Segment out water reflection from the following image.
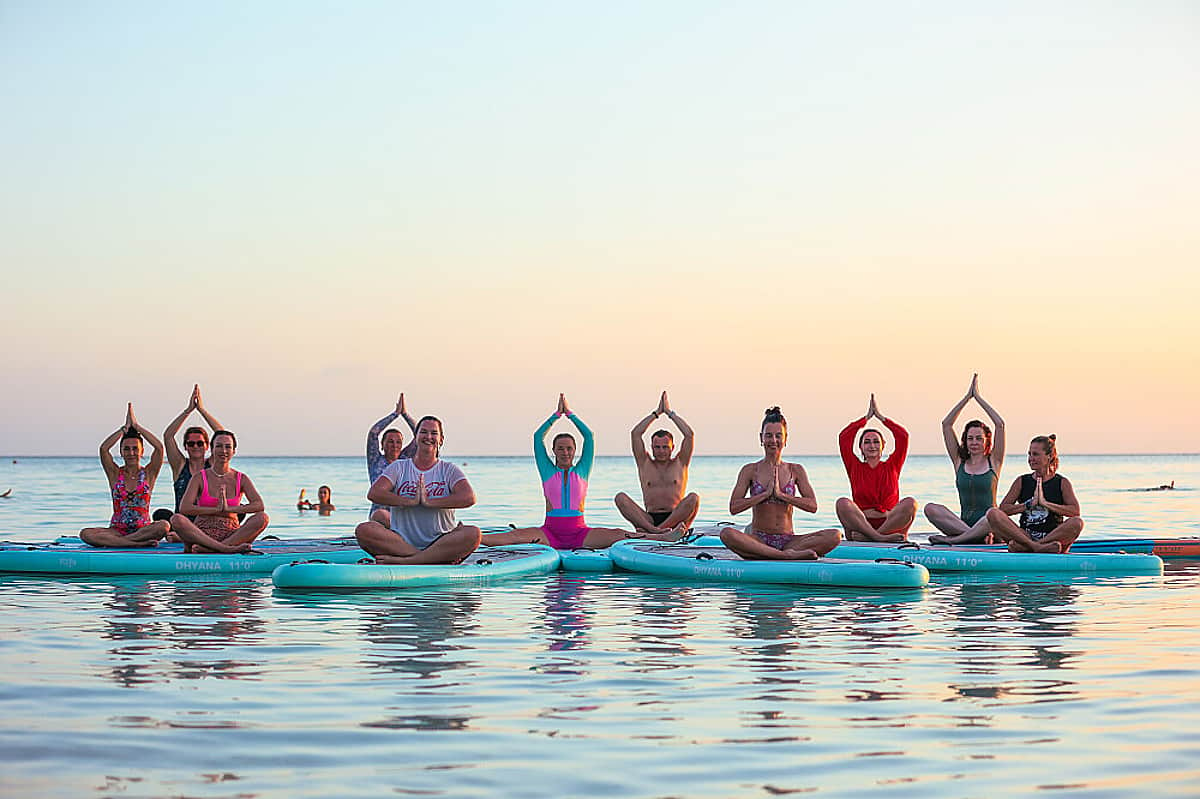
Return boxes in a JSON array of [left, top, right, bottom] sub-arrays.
[[942, 579, 1082, 705], [97, 577, 269, 687], [355, 591, 481, 731]]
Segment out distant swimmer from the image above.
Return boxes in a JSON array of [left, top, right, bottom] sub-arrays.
[[297, 485, 336, 515], [79, 404, 172, 548], [718, 406, 840, 561], [614, 391, 700, 533], [366, 393, 420, 526], [835, 394, 917, 543], [986, 435, 1084, 553], [154, 384, 225, 526], [171, 430, 270, 553], [482, 394, 687, 550], [1138, 481, 1175, 491], [926, 374, 1007, 545], [355, 415, 482, 565], [0, 489, 10, 498]]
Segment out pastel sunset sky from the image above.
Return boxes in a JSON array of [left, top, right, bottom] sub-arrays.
[[2, 2, 1197, 455]]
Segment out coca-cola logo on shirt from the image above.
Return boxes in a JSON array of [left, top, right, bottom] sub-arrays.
[[397, 479, 449, 498]]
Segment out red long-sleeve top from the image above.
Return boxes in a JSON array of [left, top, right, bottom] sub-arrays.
[[839, 416, 909, 513]]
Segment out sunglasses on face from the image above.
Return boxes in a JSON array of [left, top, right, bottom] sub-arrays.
[[185, 440, 207, 448]]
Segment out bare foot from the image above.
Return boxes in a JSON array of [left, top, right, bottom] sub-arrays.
[[781, 548, 819, 560], [375, 554, 417, 565], [662, 524, 688, 542], [880, 533, 906, 544], [1032, 540, 1064, 554], [928, 534, 950, 546]]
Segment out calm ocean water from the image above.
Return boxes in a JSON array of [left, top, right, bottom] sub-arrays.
[[1, 454, 1198, 797]]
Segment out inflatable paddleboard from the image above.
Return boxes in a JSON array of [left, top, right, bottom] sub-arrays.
[[831, 541, 1163, 575], [0, 538, 368, 575], [557, 548, 613, 572], [271, 544, 560, 591], [1061, 538, 1200, 559], [609, 541, 929, 588]]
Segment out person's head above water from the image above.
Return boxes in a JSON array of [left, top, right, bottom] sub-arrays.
[[958, 420, 993, 461], [317, 485, 332, 503]]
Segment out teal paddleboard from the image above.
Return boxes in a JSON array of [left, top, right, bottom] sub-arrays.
[[609, 540, 929, 588], [557, 548, 613, 572], [0, 538, 368, 575], [271, 544, 560, 591], [830, 541, 1163, 575]]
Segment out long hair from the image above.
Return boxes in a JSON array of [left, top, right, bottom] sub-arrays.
[[957, 419, 993, 461]]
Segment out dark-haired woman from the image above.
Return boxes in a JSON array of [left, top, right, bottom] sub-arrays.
[[835, 394, 917, 542], [170, 430, 270, 553], [719, 406, 840, 560], [986, 435, 1084, 553], [482, 394, 686, 549], [80, 404, 172, 548], [926, 374, 1007, 544], [155, 384, 225, 524]]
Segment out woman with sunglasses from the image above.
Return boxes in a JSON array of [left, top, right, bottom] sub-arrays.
[[80, 404, 172, 547], [156, 384, 225, 521]]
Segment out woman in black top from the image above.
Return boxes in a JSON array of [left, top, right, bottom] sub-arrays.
[[986, 435, 1084, 553]]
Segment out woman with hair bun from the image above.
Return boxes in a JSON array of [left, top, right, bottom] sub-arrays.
[[986, 435, 1084, 553], [719, 406, 840, 560], [926, 374, 1007, 544]]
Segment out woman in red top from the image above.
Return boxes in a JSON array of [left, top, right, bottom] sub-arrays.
[[835, 394, 917, 543]]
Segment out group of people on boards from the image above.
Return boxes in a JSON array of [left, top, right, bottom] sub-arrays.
[[81, 376, 1085, 563]]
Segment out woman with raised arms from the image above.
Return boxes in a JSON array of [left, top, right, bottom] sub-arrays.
[[355, 416, 482, 564], [719, 406, 840, 560], [80, 404, 172, 548], [366, 392, 419, 525], [170, 430, 270, 553], [986, 435, 1084, 553], [156, 384, 225, 522], [926, 374, 1007, 544], [483, 394, 686, 550], [835, 394, 917, 543]]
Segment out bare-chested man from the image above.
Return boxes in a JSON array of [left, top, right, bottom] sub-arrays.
[[614, 391, 700, 533]]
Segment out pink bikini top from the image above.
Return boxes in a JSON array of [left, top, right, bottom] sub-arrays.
[[199, 469, 243, 508]]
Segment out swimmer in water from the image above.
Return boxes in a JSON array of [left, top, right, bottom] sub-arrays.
[[483, 394, 687, 550], [718, 406, 840, 560], [926, 374, 1007, 545], [80, 404, 172, 548], [297, 485, 336, 515], [835, 394, 917, 543], [986, 435, 1084, 553]]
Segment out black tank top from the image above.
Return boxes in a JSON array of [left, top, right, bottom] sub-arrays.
[[1018, 473, 1064, 535]]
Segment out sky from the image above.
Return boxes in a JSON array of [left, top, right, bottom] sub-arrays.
[[2, 1, 1198, 456]]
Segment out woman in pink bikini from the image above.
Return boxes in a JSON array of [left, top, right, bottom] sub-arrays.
[[719, 406, 840, 560], [80, 404, 173, 548], [170, 430, 270, 553]]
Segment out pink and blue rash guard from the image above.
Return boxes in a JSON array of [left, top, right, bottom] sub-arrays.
[[535, 412, 594, 548]]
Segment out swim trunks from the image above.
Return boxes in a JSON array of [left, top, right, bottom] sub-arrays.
[[648, 510, 673, 527]]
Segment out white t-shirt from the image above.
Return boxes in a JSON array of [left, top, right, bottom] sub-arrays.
[[379, 458, 468, 549]]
